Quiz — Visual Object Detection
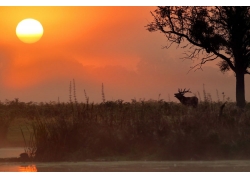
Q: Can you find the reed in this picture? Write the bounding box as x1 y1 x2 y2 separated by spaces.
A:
0 99 19 146
26 99 250 161
1 89 250 161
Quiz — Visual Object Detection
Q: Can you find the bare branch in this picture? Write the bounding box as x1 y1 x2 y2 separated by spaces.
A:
187 54 219 73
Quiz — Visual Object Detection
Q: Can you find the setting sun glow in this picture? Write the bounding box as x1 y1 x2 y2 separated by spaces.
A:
0 6 248 103
16 18 43 43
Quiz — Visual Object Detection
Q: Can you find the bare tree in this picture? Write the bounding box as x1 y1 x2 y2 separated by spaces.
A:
146 6 250 108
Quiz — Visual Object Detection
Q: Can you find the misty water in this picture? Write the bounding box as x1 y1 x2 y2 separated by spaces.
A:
0 147 24 159
1 147 250 172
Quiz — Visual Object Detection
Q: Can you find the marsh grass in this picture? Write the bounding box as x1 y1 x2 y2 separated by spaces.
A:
1 93 250 162
17 99 250 161
0 99 23 146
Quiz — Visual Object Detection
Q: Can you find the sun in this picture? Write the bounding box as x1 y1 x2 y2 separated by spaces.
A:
16 18 43 43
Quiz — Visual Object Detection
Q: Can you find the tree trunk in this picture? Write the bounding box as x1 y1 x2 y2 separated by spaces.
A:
235 71 246 108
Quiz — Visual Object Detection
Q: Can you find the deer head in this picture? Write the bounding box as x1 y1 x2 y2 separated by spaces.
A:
174 88 198 107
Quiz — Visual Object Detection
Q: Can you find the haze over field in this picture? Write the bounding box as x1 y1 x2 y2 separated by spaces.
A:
0 6 249 103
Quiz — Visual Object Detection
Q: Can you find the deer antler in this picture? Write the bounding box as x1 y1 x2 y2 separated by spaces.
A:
178 88 192 94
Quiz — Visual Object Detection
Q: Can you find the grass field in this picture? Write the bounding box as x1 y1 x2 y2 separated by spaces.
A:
1 90 250 162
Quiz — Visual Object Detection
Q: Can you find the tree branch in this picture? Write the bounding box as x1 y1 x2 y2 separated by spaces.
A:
158 27 236 73
187 53 219 73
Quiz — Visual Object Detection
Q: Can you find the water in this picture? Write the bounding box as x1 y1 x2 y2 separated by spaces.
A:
0 147 24 158
1 148 250 172
1 160 250 172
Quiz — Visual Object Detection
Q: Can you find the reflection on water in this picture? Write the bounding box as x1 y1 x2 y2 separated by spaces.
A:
18 165 37 172
0 163 37 172
1 161 250 172
7 148 249 172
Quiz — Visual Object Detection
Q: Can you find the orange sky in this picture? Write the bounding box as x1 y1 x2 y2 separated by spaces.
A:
0 6 249 103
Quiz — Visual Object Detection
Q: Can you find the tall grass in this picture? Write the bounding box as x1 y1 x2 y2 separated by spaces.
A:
1 86 250 162
0 99 21 146
24 99 250 161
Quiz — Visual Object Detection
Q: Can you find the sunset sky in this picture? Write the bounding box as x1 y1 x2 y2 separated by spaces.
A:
0 5 249 103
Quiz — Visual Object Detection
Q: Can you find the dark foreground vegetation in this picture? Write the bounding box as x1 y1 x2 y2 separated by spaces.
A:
1 97 250 162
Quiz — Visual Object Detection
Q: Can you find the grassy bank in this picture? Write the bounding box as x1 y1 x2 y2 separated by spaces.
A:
1 98 250 162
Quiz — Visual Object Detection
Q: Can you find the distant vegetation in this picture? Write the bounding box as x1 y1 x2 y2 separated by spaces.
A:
1 89 250 162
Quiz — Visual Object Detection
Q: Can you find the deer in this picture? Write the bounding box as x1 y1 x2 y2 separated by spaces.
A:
174 88 198 108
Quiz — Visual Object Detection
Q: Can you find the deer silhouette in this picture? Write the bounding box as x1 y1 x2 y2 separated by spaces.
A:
174 88 198 108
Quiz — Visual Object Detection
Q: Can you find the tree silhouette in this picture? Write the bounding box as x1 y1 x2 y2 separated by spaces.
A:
146 6 250 108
